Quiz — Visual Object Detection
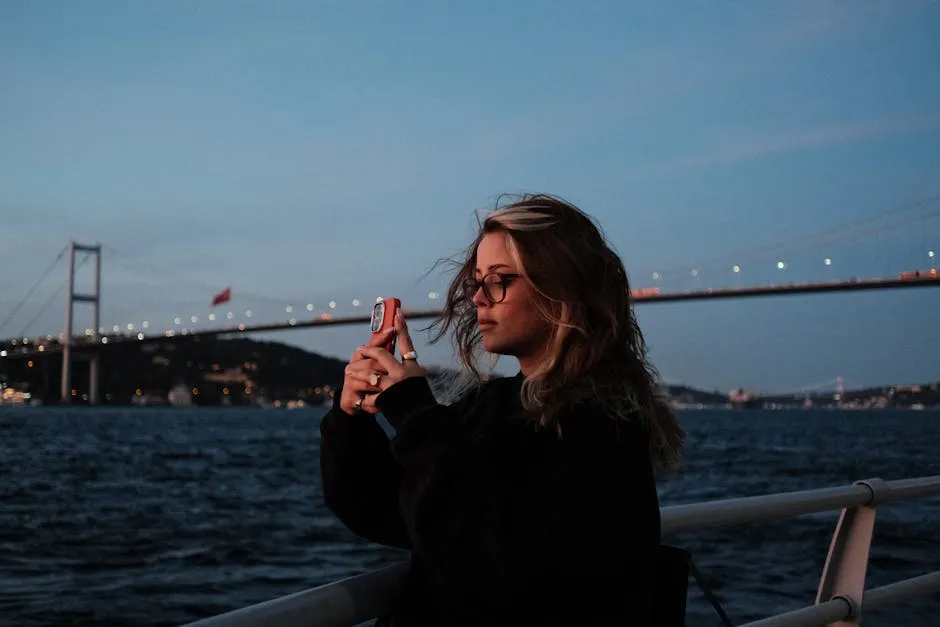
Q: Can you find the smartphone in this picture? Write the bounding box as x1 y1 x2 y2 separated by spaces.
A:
370 298 401 354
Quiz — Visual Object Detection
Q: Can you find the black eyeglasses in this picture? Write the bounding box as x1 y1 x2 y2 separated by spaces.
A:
463 272 521 304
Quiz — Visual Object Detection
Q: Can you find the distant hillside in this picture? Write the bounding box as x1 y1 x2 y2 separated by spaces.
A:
1 336 349 405
4 336 933 407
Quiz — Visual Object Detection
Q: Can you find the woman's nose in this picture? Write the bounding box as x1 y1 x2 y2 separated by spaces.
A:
471 287 489 308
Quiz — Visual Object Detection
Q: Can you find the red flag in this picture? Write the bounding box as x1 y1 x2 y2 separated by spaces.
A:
211 287 231 307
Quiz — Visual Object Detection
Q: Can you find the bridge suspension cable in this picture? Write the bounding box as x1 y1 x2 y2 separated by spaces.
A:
13 254 92 339
103 245 300 308
649 192 940 278
781 377 846 394
0 245 67 335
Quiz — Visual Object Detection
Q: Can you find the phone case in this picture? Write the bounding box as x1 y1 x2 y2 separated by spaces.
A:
370 297 400 353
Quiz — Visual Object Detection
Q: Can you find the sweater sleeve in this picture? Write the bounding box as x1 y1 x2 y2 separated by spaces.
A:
375 377 661 622
319 394 410 549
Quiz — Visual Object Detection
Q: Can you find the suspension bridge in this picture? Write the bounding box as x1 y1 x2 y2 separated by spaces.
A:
1 196 937 404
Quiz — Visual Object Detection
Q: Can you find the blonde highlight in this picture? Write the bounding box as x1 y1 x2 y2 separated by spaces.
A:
428 193 685 469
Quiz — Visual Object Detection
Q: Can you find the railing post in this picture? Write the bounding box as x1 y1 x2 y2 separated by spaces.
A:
815 478 884 625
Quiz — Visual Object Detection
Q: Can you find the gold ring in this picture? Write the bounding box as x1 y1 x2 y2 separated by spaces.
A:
402 351 418 361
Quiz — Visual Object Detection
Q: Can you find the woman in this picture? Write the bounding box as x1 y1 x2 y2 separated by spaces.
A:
320 193 685 626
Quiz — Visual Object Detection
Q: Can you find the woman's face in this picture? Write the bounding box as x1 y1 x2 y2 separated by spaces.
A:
469 231 551 367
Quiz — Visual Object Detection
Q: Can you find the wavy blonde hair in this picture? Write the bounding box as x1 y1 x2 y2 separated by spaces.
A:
428 193 684 469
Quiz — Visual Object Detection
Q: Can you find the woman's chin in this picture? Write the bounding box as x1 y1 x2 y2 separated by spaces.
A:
481 335 502 355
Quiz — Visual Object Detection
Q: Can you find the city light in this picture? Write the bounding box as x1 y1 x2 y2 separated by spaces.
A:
824 258 832 266
732 265 740 273
930 250 935 258
777 261 786 270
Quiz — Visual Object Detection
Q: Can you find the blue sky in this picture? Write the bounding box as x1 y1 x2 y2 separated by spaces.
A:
1 0 938 392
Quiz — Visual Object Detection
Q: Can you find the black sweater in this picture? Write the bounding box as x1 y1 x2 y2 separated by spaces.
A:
319 373 661 626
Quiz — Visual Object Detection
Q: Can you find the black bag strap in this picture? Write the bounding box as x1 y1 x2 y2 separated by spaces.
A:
687 557 735 627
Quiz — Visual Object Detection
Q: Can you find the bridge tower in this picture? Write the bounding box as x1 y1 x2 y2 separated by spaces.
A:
61 241 102 404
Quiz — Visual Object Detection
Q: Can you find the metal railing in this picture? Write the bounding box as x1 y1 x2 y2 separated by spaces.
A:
181 476 940 627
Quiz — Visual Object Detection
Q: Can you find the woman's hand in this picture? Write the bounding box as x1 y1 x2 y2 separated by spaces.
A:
337 327 396 415
356 311 424 414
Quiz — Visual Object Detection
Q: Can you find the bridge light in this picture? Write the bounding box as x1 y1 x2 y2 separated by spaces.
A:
244 310 251 318
127 323 134 330
174 317 182 325
190 316 198 323
375 297 383 303
329 301 337 309
306 304 314 311
142 321 149 329
824 258 832 266
137 333 144 340
929 250 935 258
352 298 361 307
0 350 6 357
286 306 293 313
289 318 297 325
777 261 786 270
651 272 660 280
113 325 120 332
101 337 108 344
690 269 698 277
226 311 234 319
732 265 740 273
427 292 438 300
208 314 216 321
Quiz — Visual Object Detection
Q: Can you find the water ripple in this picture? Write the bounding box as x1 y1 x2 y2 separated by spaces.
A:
0 407 937 626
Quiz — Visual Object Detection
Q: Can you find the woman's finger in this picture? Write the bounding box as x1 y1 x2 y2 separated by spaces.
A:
357 345 401 375
349 329 394 362
344 369 383 393
358 393 380 414
394 311 417 359
346 358 385 375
